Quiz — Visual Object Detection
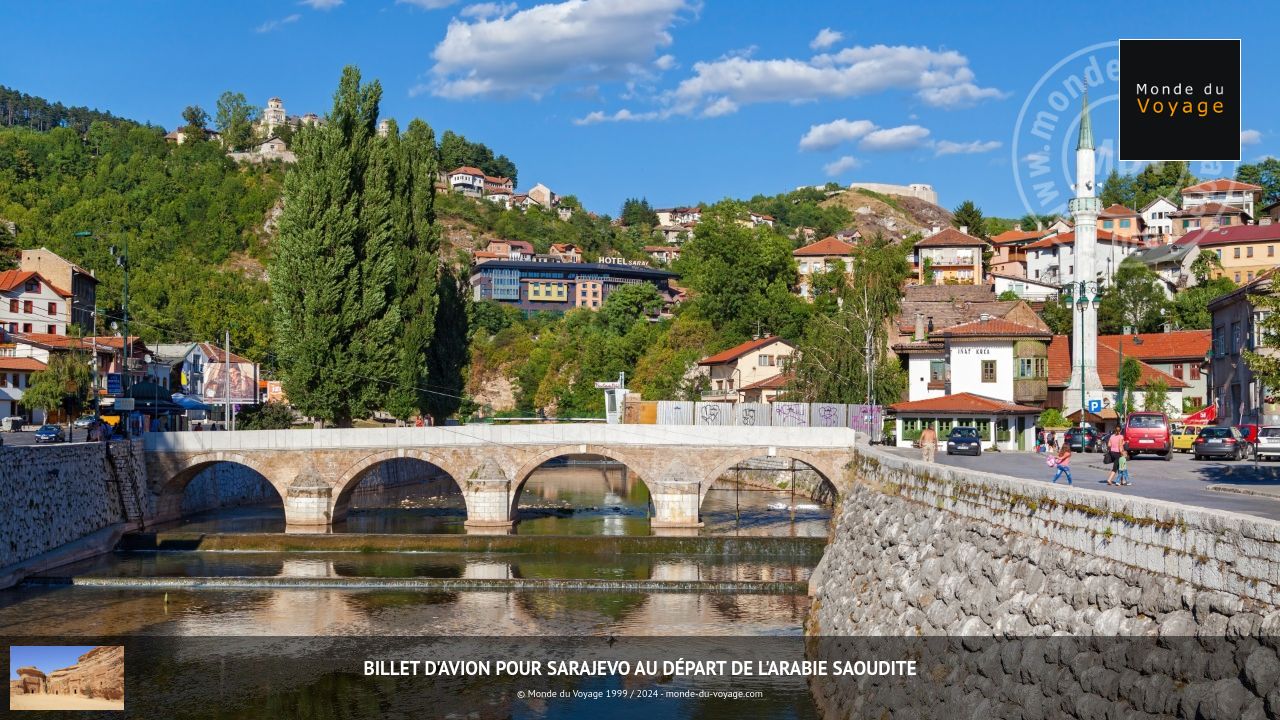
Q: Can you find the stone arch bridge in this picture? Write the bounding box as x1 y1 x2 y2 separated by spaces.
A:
142 424 858 532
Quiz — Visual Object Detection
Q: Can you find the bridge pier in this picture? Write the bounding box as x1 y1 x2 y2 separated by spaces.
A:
285 484 335 527
648 463 704 530
463 459 516 535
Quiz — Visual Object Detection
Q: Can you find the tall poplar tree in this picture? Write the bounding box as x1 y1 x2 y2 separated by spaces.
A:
273 66 388 427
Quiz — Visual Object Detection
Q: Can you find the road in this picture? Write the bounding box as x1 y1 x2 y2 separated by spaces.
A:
884 445 1280 522
1 428 101 447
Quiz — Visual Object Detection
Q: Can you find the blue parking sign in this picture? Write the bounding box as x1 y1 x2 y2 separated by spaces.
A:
1087 399 1103 414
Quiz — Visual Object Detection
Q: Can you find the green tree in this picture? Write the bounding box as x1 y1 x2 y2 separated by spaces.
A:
22 351 93 440
1098 259 1168 333
1099 169 1137 208
1039 297 1073 335
424 257 469 424
597 282 663 335
675 201 809 341
215 91 258 151
1235 157 1280 206
237 401 296 429
997 289 1020 301
951 200 988 239
619 198 659 227
272 66 399 426
180 105 209 136
1190 248 1225 283
1167 276 1235 329
1142 378 1170 413
1118 357 1142 416
1245 283 1280 399
789 234 909 404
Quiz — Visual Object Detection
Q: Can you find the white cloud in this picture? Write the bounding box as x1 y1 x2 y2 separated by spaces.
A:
459 1 514 17
573 108 664 125
700 97 738 117
256 14 301 33
823 155 860 176
859 124 930 151
934 139 1002 156
660 44 1004 117
1242 129 1263 145
798 118 876 151
809 28 843 51
300 0 343 8
397 0 458 8
428 0 690 99
653 54 676 71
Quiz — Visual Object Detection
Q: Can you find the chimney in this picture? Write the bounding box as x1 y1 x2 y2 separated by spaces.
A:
960 225 969 235
1014 223 1022 231
979 313 990 322
931 226 941 235
914 312 926 341
1036 220 1044 231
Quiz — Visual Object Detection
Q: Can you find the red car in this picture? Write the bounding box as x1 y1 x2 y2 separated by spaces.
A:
1124 412 1172 460
1235 424 1260 458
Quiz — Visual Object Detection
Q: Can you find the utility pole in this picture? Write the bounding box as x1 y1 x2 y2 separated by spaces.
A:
225 329 234 431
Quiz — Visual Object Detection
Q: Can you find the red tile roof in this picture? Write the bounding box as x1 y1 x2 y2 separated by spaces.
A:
1099 204 1138 218
698 336 794 366
1047 336 1188 389
1182 179 1263 194
990 229 1048 244
914 227 988 248
10 332 87 350
0 357 47 371
742 372 791 390
1179 223 1280 247
0 270 71 298
936 317 1051 338
1171 202 1249 217
794 236 855 256
1099 330 1211 362
448 166 486 177
889 392 1041 415
1023 229 1132 249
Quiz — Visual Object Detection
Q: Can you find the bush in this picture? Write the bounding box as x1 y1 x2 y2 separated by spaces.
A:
901 428 922 442
1038 408 1069 428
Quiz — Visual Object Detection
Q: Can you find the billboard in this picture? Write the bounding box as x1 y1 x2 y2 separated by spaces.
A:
203 361 258 404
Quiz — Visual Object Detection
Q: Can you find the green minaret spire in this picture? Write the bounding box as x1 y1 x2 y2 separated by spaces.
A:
1077 87 1094 151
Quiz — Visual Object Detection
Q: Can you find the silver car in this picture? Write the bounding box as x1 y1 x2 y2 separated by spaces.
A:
1256 426 1280 461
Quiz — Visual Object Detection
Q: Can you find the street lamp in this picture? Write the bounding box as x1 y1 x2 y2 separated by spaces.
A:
1063 280 1103 427
75 228 130 436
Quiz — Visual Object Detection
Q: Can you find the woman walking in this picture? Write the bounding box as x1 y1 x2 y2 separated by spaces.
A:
1051 443 1072 485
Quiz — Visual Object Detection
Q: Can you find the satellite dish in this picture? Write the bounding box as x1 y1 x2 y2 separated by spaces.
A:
110 321 119 332
144 353 153 363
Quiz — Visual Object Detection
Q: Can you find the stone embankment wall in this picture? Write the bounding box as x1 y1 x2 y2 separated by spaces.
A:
808 442 1280 718
0 441 147 580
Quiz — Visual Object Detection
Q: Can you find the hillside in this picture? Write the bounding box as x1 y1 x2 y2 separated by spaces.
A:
820 187 954 242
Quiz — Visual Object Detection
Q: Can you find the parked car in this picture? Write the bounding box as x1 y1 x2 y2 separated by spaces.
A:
1173 425 1206 453
946 426 982 456
1124 412 1172 460
1 416 24 432
33 424 65 443
1235 424 1261 458
72 415 97 429
1065 426 1100 453
1193 426 1248 461
1256 426 1280 461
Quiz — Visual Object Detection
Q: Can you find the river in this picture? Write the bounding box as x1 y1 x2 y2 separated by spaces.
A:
0 460 831 718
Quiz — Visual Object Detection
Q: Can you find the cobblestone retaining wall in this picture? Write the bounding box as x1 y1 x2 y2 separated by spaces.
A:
807 442 1280 718
0 441 145 570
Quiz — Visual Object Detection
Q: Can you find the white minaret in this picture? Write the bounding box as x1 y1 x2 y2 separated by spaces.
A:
1065 90 1104 418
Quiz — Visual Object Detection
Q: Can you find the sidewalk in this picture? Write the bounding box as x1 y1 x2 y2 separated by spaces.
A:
1207 483 1280 500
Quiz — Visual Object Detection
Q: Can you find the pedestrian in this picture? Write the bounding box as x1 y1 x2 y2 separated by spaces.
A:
1052 443 1072 485
918 422 937 463
1105 429 1126 486
1036 426 1045 453
1046 430 1056 455
1117 448 1131 486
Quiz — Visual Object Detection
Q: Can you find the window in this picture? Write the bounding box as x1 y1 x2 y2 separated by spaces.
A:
22 300 32 314
1190 364 1201 380
46 325 55 334
1232 321 1242 352
1214 326 1225 357
1234 247 1242 258
24 280 37 292
929 360 946 384
21 323 31 333
981 360 996 383
1235 272 1242 283
7 299 15 313
1173 363 1184 379
1270 246 1275 258
1222 217 1233 226
1102 220 1113 229
758 355 775 367
1247 246 1254 258
1120 219 1131 228
1249 272 1255 282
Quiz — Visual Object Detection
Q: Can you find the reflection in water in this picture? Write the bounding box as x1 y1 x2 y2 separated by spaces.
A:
157 459 832 537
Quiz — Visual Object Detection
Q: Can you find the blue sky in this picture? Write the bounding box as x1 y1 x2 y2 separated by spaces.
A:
10 646 101 680
6 1 1277 218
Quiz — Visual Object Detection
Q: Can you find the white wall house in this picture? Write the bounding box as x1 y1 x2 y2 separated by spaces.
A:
448 167 486 197
1181 179 1263 219
992 273 1061 301
1141 197 1179 241
1 270 71 336
1024 231 1141 285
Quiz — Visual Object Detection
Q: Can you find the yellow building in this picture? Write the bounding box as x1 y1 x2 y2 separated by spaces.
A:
1184 224 1280 284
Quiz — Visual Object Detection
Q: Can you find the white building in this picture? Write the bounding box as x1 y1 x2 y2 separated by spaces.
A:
0 270 71 336
447 166 486 197
991 273 1061 301
1023 229 1142 285
1140 197 1179 242
1180 178 1263 220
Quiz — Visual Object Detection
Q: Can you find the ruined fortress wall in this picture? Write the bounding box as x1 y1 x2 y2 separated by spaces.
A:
0 441 145 571
807 443 1280 717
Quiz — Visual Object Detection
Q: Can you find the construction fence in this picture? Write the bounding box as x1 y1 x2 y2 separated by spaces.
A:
625 399 884 434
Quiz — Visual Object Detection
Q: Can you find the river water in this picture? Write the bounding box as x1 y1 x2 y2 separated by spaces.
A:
0 461 831 718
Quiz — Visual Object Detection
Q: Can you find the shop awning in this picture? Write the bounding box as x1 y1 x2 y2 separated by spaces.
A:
171 393 212 411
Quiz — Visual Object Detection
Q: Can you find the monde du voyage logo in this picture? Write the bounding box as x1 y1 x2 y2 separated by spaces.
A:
1120 39 1241 161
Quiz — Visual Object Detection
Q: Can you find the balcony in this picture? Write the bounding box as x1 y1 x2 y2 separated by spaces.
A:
1013 378 1048 404
700 390 740 402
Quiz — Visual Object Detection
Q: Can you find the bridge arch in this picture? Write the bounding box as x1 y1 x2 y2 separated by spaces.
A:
155 452 287 523
330 449 469 521
508 444 656 520
698 448 843 507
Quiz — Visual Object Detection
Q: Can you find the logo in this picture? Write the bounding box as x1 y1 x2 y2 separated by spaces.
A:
1119 39 1240 161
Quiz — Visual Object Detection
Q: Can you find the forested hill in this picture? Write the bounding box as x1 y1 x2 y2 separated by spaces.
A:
0 85 138 132
0 121 282 359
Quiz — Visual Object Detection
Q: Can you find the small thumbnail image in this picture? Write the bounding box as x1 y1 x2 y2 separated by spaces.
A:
9 646 124 712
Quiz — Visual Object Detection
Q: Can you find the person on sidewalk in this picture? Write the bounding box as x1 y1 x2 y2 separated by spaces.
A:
1105 429 1126 486
1117 449 1131 486
919 423 937 463
1052 444 1072 485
